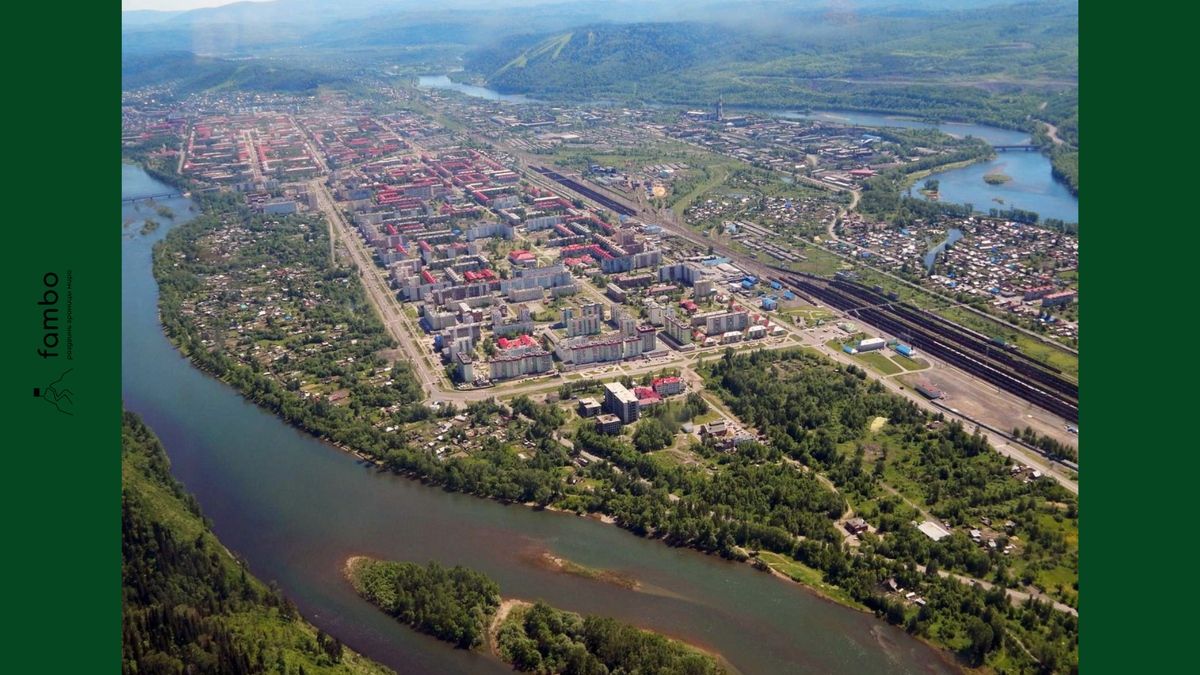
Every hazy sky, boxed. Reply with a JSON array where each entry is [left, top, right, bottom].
[[122, 0, 275, 11]]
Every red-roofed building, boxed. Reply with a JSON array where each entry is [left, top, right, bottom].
[[652, 377, 683, 396], [508, 250, 537, 265], [633, 387, 662, 406]]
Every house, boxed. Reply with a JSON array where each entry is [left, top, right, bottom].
[[845, 517, 869, 535], [700, 419, 728, 438]]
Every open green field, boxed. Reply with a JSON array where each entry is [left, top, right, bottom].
[[788, 247, 847, 277], [853, 351, 902, 375], [755, 551, 863, 610], [891, 354, 928, 371], [783, 305, 837, 321]]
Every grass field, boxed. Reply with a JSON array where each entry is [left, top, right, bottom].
[[891, 354, 929, 371], [755, 551, 863, 610], [853, 351, 902, 375]]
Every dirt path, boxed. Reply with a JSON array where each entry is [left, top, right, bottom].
[[1039, 120, 1066, 146], [488, 599, 530, 657]]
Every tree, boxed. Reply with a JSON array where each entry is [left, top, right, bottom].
[[964, 616, 995, 665], [633, 417, 674, 452]]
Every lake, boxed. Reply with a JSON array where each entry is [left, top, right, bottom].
[[757, 109, 1079, 224], [418, 75, 542, 103], [121, 164, 961, 675]]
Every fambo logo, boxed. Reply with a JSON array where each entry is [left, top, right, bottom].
[[34, 271, 75, 416]]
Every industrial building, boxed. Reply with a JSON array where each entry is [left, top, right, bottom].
[[857, 337, 887, 351], [915, 382, 943, 399]]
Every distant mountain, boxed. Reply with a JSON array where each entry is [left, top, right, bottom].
[[121, 10, 182, 26], [121, 0, 1044, 55], [122, 51, 346, 95], [464, 23, 796, 99], [464, 3, 1078, 103]]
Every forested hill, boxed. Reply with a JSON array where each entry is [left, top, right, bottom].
[[121, 51, 346, 96], [463, 2, 1077, 125], [465, 23, 785, 99], [121, 409, 396, 675]]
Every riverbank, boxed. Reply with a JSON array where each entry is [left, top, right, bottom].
[[902, 154, 994, 192]]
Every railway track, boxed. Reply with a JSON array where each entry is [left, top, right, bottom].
[[773, 274, 1079, 423], [531, 166, 639, 216], [825, 280, 1078, 401]]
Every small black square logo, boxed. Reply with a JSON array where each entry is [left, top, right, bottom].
[[33, 388, 40, 397]]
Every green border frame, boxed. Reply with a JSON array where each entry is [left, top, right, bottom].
[[4, 3, 116, 670]]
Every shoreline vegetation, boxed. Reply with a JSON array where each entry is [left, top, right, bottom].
[[122, 410, 396, 675], [530, 550, 640, 590], [346, 556, 730, 674], [135, 138, 1076, 672]]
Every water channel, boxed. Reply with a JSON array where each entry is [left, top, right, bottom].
[[924, 228, 965, 272]]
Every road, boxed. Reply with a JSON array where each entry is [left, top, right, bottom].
[[1039, 120, 1066, 146], [242, 130, 264, 185], [308, 178, 445, 397], [920, 563, 1077, 616]]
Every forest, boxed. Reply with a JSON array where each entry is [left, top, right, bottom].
[[347, 558, 500, 649], [121, 409, 394, 675], [498, 601, 725, 675], [347, 556, 726, 675], [701, 349, 1078, 672], [121, 51, 347, 98]]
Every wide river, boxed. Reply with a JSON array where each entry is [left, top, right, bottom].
[[416, 76, 1078, 224], [122, 163, 959, 675]]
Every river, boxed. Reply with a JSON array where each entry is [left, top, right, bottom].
[[414, 76, 1079, 224], [122, 164, 960, 675]]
